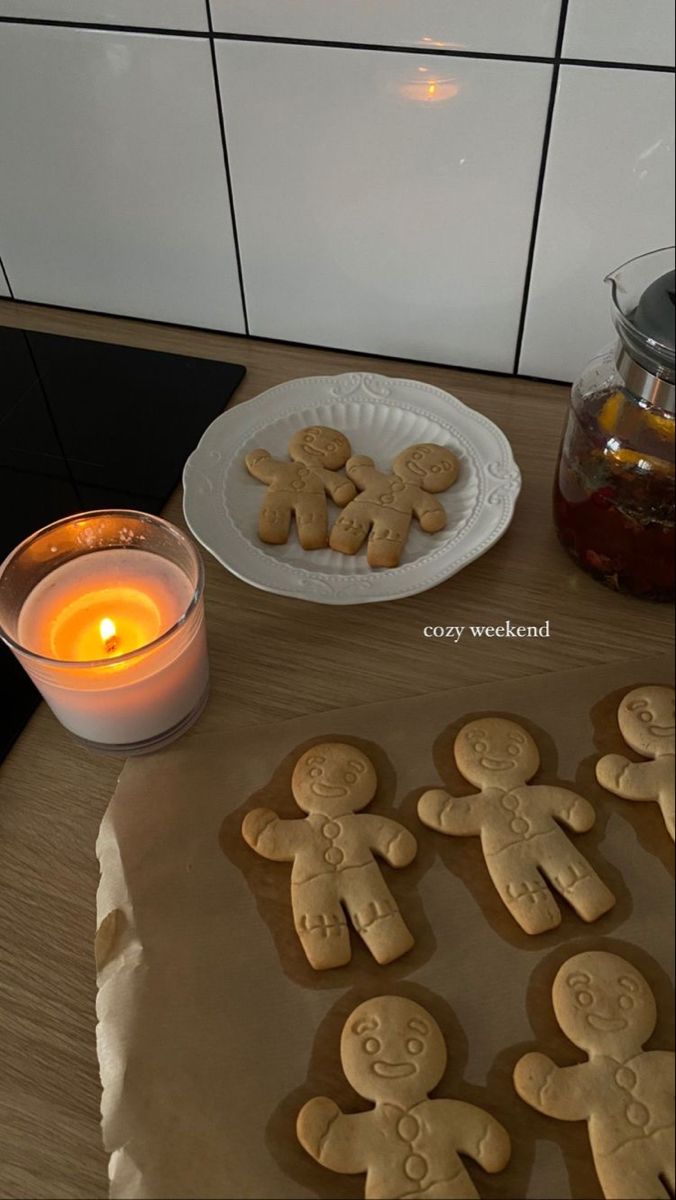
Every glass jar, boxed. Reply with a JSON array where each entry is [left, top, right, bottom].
[[554, 247, 675, 601]]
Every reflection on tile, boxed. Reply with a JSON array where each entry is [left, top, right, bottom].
[[0, 25, 245, 331], [217, 42, 551, 371], [0, 0, 208, 30], [519, 66, 675, 381], [563, 0, 675, 67], [211, 0, 561, 57], [0, 381, 69, 477]]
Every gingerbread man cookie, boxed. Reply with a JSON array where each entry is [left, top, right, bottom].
[[245, 426, 356, 550], [242, 744, 417, 970], [298, 995, 511, 1199], [514, 951, 675, 1200], [417, 718, 615, 934], [329, 444, 460, 568], [596, 685, 675, 841]]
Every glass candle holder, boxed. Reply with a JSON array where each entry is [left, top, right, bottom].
[[0, 510, 209, 755]]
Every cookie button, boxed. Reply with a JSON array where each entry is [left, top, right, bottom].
[[501, 795, 519, 811], [404, 1155, 427, 1182], [322, 822, 341, 840], [625, 1102, 650, 1128], [324, 847, 344, 866], [397, 1115, 420, 1143], [380, 494, 395, 505], [615, 1067, 636, 1090], [511, 818, 530, 835]]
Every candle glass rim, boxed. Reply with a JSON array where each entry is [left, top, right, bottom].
[[0, 509, 205, 669]]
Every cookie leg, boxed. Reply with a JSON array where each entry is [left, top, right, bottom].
[[485, 853, 561, 934], [339, 864, 414, 965], [293, 495, 329, 551], [538, 835, 615, 923], [259, 501, 292, 546], [596, 1150, 672, 1200], [329, 509, 370, 557], [291, 881, 351, 970], [367, 517, 409, 569]]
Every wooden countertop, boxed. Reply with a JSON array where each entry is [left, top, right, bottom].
[[0, 301, 673, 1199]]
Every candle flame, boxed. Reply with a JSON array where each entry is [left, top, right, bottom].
[[99, 616, 119, 654]]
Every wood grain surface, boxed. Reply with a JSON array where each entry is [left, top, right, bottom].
[[0, 299, 673, 1199]]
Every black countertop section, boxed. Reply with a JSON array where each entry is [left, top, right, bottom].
[[0, 325, 245, 761]]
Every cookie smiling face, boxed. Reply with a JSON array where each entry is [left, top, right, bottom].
[[292, 743, 378, 816], [553, 951, 657, 1057], [392, 444, 459, 493], [455, 718, 540, 790], [289, 427, 352, 471], [618, 686, 675, 758], [341, 996, 447, 1105]]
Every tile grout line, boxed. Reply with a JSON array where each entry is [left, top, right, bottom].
[[512, 0, 570, 376], [204, 0, 250, 336], [0, 17, 674, 71]]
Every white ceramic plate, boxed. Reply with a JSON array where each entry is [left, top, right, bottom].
[[183, 372, 521, 605]]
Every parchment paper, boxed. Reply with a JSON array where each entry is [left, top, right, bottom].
[[97, 655, 675, 1200]]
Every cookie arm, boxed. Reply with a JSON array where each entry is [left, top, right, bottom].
[[514, 1053, 591, 1121], [412, 491, 448, 534], [644, 1050, 676, 1096], [241, 808, 305, 861], [346, 455, 389, 491], [245, 449, 278, 484], [358, 815, 417, 867], [314, 467, 357, 507], [297, 1098, 370, 1174], [417, 788, 483, 837], [596, 754, 658, 801], [529, 786, 597, 832], [436, 1100, 511, 1173]]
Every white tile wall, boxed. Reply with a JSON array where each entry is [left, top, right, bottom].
[[211, 0, 561, 57], [0, 1, 208, 29], [217, 42, 551, 371], [563, 0, 675, 68], [0, 264, 10, 298], [519, 66, 675, 381], [0, 25, 245, 332]]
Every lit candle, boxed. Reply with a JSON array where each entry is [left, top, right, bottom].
[[0, 512, 209, 754]]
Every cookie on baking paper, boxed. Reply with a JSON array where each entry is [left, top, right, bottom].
[[596, 685, 675, 841], [242, 744, 417, 970], [297, 994, 511, 1200], [514, 950, 675, 1200], [417, 717, 615, 935], [245, 426, 356, 550], [329, 444, 460, 568]]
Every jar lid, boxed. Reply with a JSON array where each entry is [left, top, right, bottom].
[[632, 269, 675, 368]]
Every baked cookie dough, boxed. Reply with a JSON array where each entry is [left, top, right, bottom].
[[245, 426, 356, 550], [514, 950, 675, 1200], [330, 444, 460, 568], [242, 744, 417, 969], [298, 994, 511, 1199], [418, 717, 615, 934], [596, 685, 675, 840]]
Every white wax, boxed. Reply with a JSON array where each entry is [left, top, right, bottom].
[[16, 549, 208, 747]]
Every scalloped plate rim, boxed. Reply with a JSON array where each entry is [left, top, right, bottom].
[[182, 372, 521, 606]]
